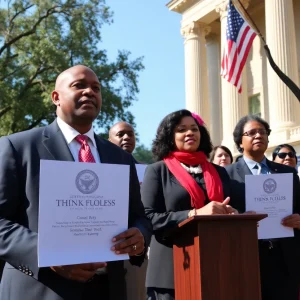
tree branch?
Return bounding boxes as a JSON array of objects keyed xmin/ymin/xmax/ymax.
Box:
[
  {"xmin": 25, "ymin": 116, "xmax": 46, "ymax": 131},
  {"xmin": 31, "ymin": 78, "xmax": 55, "ymax": 88},
  {"xmin": 18, "ymin": 66, "xmax": 54, "ymax": 97},
  {"xmin": 0, "ymin": 62, "xmax": 28, "ymax": 82},
  {"xmin": 102, "ymin": 67, "xmax": 124, "ymax": 82},
  {"xmin": 0, "ymin": 5, "xmax": 62, "ymax": 56},
  {"xmin": 9, "ymin": 4, "xmax": 35, "ymax": 29},
  {"xmin": 0, "ymin": 106, "xmax": 12, "ymax": 118}
]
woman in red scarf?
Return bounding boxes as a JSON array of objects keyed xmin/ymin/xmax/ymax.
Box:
[{"xmin": 141, "ymin": 109, "xmax": 236, "ymax": 300}]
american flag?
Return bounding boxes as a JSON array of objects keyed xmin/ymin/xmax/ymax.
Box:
[{"xmin": 221, "ymin": 0, "xmax": 257, "ymax": 93}]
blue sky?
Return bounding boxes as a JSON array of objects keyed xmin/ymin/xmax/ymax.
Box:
[{"xmin": 101, "ymin": 1, "xmax": 185, "ymax": 148}]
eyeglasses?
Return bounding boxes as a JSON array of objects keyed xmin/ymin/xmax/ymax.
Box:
[
  {"xmin": 277, "ymin": 152, "xmax": 296, "ymax": 159},
  {"xmin": 242, "ymin": 128, "xmax": 270, "ymax": 137}
]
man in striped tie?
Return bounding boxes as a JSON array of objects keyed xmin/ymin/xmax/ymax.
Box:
[{"xmin": 0, "ymin": 65, "xmax": 152, "ymax": 300}]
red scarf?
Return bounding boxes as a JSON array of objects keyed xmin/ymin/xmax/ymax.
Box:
[{"xmin": 163, "ymin": 151, "xmax": 224, "ymax": 209}]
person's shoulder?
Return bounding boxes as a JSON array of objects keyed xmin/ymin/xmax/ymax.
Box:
[
  {"xmin": 224, "ymin": 162, "xmax": 242, "ymax": 179},
  {"xmin": 211, "ymin": 163, "xmax": 230, "ymax": 179},
  {"xmin": 0, "ymin": 126, "xmax": 45, "ymax": 145},
  {"xmin": 146, "ymin": 160, "xmax": 164, "ymax": 168},
  {"xmin": 96, "ymin": 136, "xmax": 134, "ymax": 159},
  {"xmin": 211, "ymin": 162, "xmax": 224, "ymax": 173},
  {"xmin": 97, "ymin": 137, "xmax": 127, "ymax": 152},
  {"xmin": 211, "ymin": 162, "xmax": 224, "ymax": 172},
  {"xmin": 132, "ymin": 156, "xmax": 139, "ymax": 164},
  {"xmin": 145, "ymin": 160, "xmax": 166, "ymax": 172},
  {"xmin": 225, "ymin": 162, "xmax": 238, "ymax": 172},
  {"xmin": 267, "ymin": 159, "xmax": 297, "ymax": 174}
]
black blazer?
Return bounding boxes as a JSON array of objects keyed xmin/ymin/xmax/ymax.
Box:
[
  {"xmin": 0, "ymin": 120, "xmax": 152, "ymax": 300},
  {"xmin": 141, "ymin": 160, "xmax": 230, "ymax": 289},
  {"xmin": 225, "ymin": 157, "xmax": 300, "ymax": 281}
]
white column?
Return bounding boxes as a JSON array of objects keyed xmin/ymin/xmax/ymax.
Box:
[
  {"xmin": 241, "ymin": 69, "xmax": 249, "ymax": 117},
  {"xmin": 206, "ymin": 33, "xmax": 222, "ymax": 145},
  {"xmin": 181, "ymin": 22, "xmax": 209, "ymax": 125},
  {"xmin": 216, "ymin": 2, "xmax": 249, "ymax": 153},
  {"xmin": 265, "ymin": 0, "xmax": 300, "ymax": 130}
]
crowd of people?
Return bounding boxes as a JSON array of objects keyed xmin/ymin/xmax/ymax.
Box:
[
  {"xmin": 0, "ymin": 65, "xmax": 300, "ymax": 300},
  {"xmin": 140, "ymin": 111, "xmax": 300, "ymax": 300}
]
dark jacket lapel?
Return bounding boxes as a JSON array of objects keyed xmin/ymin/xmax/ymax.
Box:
[
  {"xmin": 266, "ymin": 159, "xmax": 280, "ymax": 173},
  {"xmin": 94, "ymin": 134, "xmax": 119, "ymax": 164},
  {"xmin": 42, "ymin": 120, "xmax": 74, "ymax": 161},
  {"xmin": 94, "ymin": 135, "xmax": 108, "ymax": 163},
  {"xmin": 237, "ymin": 157, "xmax": 252, "ymax": 180}
]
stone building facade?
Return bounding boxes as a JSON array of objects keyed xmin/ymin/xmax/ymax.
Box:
[{"xmin": 167, "ymin": 0, "xmax": 300, "ymax": 159}]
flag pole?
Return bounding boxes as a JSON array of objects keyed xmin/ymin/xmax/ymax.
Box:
[{"xmin": 233, "ymin": 0, "xmax": 300, "ymax": 102}]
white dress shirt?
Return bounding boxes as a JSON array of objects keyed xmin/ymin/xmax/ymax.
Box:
[{"xmin": 56, "ymin": 117, "xmax": 101, "ymax": 163}]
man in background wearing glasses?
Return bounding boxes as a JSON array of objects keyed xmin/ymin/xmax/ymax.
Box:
[{"xmin": 225, "ymin": 115, "xmax": 300, "ymax": 300}]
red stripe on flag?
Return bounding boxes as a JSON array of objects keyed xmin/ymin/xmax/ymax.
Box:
[
  {"xmin": 234, "ymin": 31, "xmax": 256, "ymax": 87},
  {"xmin": 220, "ymin": 1, "xmax": 257, "ymax": 93}
]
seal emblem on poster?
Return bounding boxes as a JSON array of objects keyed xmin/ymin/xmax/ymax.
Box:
[
  {"xmin": 75, "ymin": 170, "xmax": 99, "ymax": 194},
  {"xmin": 263, "ymin": 178, "xmax": 277, "ymax": 194}
]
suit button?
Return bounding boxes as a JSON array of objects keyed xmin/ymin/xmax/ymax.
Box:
[
  {"xmin": 18, "ymin": 266, "xmax": 22, "ymax": 271},
  {"xmin": 25, "ymin": 271, "xmax": 29, "ymax": 275},
  {"xmin": 28, "ymin": 271, "xmax": 33, "ymax": 276},
  {"xmin": 25, "ymin": 268, "xmax": 29, "ymax": 272}
]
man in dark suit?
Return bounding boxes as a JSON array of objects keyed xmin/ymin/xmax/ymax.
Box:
[
  {"xmin": 109, "ymin": 121, "xmax": 147, "ymax": 300},
  {"xmin": 0, "ymin": 65, "xmax": 152, "ymax": 300},
  {"xmin": 226, "ymin": 115, "xmax": 300, "ymax": 300}
]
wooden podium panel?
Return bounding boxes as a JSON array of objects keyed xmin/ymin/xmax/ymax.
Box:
[{"xmin": 173, "ymin": 214, "xmax": 266, "ymax": 300}]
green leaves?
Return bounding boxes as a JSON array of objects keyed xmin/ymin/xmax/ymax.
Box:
[
  {"xmin": 133, "ymin": 145, "xmax": 153, "ymax": 164},
  {"xmin": 0, "ymin": 0, "xmax": 143, "ymax": 136}
]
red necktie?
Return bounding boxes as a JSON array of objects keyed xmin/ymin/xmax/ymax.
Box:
[{"xmin": 75, "ymin": 135, "xmax": 96, "ymax": 163}]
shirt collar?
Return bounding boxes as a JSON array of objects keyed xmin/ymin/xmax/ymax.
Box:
[
  {"xmin": 56, "ymin": 117, "xmax": 97, "ymax": 147},
  {"xmin": 243, "ymin": 155, "xmax": 267, "ymax": 169}
]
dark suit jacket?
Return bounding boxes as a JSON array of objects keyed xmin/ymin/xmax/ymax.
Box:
[
  {"xmin": 0, "ymin": 260, "xmax": 4, "ymax": 281},
  {"xmin": 141, "ymin": 160, "xmax": 230, "ymax": 289},
  {"xmin": 0, "ymin": 120, "xmax": 152, "ymax": 300},
  {"xmin": 225, "ymin": 157, "xmax": 300, "ymax": 281}
]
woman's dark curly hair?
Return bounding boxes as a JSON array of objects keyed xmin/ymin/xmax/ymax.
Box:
[
  {"xmin": 272, "ymin": 144, "xmax": 298, "ymax": 164},
  {"xmin": 233, "ymin": 115, "xmax": 271, "ymax": 153},
  {"xmin": 152, "ymin": 109, "xmax": 213, "ymax": 161},
  {"xmin": 210, "ymin": 145, "xmax": 233, "ymax": 163}
]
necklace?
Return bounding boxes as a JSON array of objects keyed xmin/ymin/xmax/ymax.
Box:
[{"xmin": 180, "ymin": 163, "xmax": 203, "ymax": 174}]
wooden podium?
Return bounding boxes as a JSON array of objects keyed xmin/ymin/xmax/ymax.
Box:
[{"xmin": 173, "ymin": 214, "xmax": 267, "ymax": 300}]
